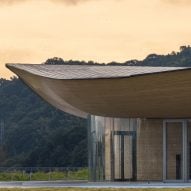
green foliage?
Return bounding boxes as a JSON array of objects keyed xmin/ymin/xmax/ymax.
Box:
[
  {"xmin": 0, "ymin": 168, "xmax": 88, "ymax": 181},
  {"xmin": 66, "ymin": 168, "xmax": 88, "ymax": 180},
  {"xmin": 124, "ymin": 45, "xmax": 191, "ymax": 67},
  {"xmin": 0, "ymin": 78, "xmax": 87, "ymax": 167}
]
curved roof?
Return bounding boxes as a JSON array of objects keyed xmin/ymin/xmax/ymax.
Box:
[
  {"xmin": 6, "ymin": 64, "xmax": 191, "ymax": 119},
  {"xmin": 7, "ymin": 64, "xmax": 188, "ymax": 79}
]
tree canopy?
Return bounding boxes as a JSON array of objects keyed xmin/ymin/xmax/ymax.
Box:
[
  {"xmin": 0, "ymin": 78, "xmax": 87, "ymax": 167},
  {"xmin": 44, "ymin": 45, "xmax": 191, "ymax": 67}
]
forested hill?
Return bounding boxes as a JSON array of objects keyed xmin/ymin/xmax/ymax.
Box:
[
  {"xmin": 0, "ymin": 78, "xmax": 87, "ymax": 167},
  {"xmin": 0, "ymin": 45, "xmax": 191, "ymax": 167},
  {"xmin": 44, "ymin": 45, "xmax": 191, "ymax": 67},
  {"xmin": 123, "ymin": 45, "xmax": 191, "ymax": 67}
]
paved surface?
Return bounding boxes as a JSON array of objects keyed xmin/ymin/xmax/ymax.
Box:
[{"xmin": 1, "ymin": 181, "xmax": 191, "ymax": 188}]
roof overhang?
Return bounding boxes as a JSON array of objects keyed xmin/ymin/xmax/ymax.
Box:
[{"xmin": 6, "ymin": 64, "xmax": 191, "ymax": 119}]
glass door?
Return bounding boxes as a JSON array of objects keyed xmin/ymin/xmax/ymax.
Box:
[
  {"xmin": 113, "ymin": 131, "xmax": 136, "ymax": 181},
  {"xmin": 163, "ymin": 120, "xmax": 186, "ymax": 182}
]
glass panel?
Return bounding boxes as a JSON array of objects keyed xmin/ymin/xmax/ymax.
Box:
[
  {"xmin": 124, "ymin": 135, "xmax": 133, "ymax": 180},
  {"xmin": 89, "ymin": 116, "xmax": 138, "ymax": 182},
  {"xmin": 104, "ymin": 118, "xmax": 112, "ymax": 181},
  {"xmin": 88, "ymin": 115, "xmax": 105, "ymax": 181},
  {"xmin": 166, "ymin": 122, "xmax": 183, "ymax": 180},
  {"xmin": 113, "ymin": 132, "xmax": 135, "ymax": 181},
  {"xmin": 114, "ymin": 135, "xmax": 121, "ymax": 180}
]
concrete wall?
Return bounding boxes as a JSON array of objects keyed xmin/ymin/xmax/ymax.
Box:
[{"xmin": 136, "ymin": 119, "xmax": 163, "ymax": 181}]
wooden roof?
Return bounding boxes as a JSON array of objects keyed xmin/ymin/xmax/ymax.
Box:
[
  {"xmin": 6, "ymin": 64, "xmax": 191, "ymax": 119},
  {"xmin": 7, "ymin": 64, "xmax": 188, "ymax": 79}
]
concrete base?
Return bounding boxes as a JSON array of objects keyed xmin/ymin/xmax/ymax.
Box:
[{"xmin": 1, "ymin": 181, "xmax": 191, "ymax": 188}]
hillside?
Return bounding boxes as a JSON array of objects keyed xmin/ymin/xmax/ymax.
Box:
[{"xmin": 0, "ymin": 78, "xmax": 87, "ymax": 167}]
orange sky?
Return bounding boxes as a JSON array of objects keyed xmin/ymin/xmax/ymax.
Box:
[{"xmin": 1, "ymin": 0, "xmax": 191, "ymax": 78}]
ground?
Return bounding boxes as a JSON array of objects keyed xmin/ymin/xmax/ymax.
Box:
[{"xmin": 0, "ymin": 188, "xmax": 191, "ymax": 191}]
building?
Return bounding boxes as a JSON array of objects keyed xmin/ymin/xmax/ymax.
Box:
[{"xmin": 6, "ymin": 64, "xmax": 191, "ymax": 182}]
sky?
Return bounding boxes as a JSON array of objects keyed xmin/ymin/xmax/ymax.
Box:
[{"xmin": 1, "ymin": 0, "xmax": 191, "ymax": 78}]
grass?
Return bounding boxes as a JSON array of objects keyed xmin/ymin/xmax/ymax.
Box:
[{"xmin": 0, "ymin": 168, "xmax": 88, "ymax": 181}]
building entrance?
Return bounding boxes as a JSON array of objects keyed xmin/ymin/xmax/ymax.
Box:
[
  {"xmin": 163, "ymin": 120, "xmax": 191, "ymax": 182},
  {"xmin": 112, "ymin": 131, "xmax": 136, "ymax": 181},
  {"xmin": 164, "ymin": 121, "xmax": 184, "ymax": 181}
]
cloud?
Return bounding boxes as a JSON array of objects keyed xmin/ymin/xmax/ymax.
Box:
[
  {"xmin": 161, "ymin": 0, "xmax": 191, "ymax": 6},
  {"xmin": 0, "ymin": 48, "xmax": 37, "ymax": 79},
  {"xmin": 0, "ymin": 0, "xmax": 93, "ymax": 6},
  {"xmin": 52, "ymin": 0, "xmax": 90, "ymax": 5},
  {"xmin": 0, "ymin": 0, "xmax": 26, "ymax": 5}
]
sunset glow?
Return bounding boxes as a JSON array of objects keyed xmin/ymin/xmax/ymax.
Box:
[{"xmin": 1, "ymin": 0, "xmax": 191, "ymax": 78}]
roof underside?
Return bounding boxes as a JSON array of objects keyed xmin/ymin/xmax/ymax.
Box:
[{"xmin": 6, "ymin": 64, "xmax": 191, "ymax": 119}]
